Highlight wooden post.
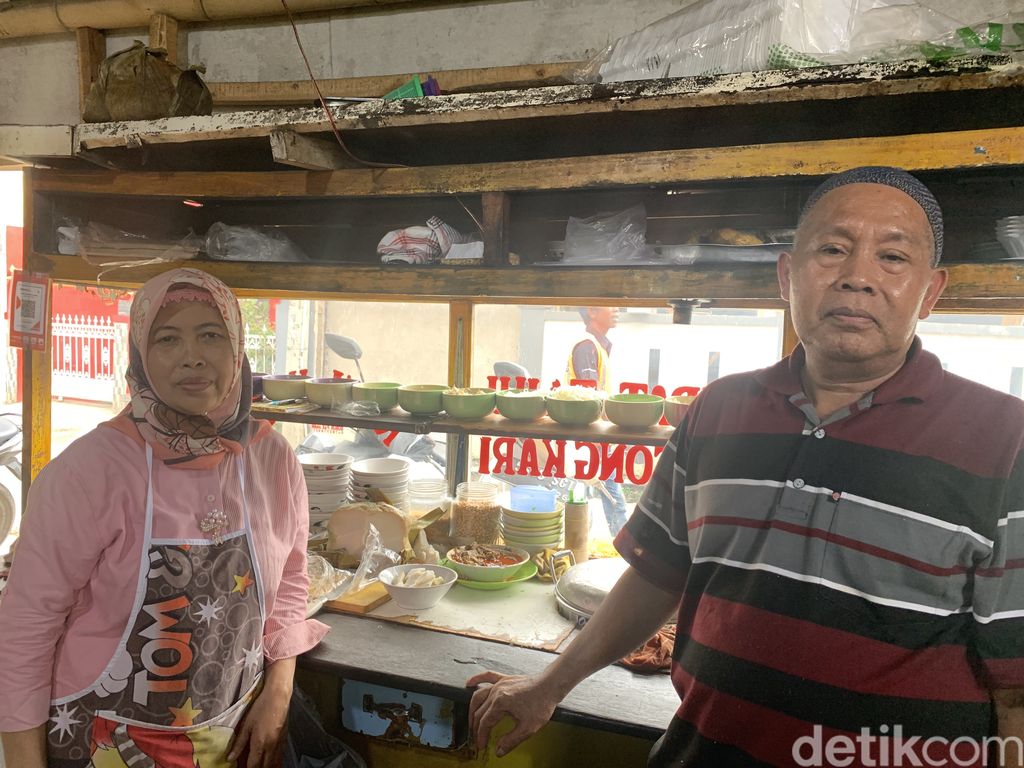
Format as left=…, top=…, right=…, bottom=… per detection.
left=782, top=308, right=800, bottom=357
left=481, top=192, right=510, bottom=266
left=20, top=169, right=52, bottom=510
left=447, top=301, right=473, bottom=491
left=75, top=27, right=106, bottom=119
left=149, top=13, right=180, bottom=65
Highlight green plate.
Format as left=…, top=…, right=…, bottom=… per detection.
left=446, top=559, right=538, bottom=590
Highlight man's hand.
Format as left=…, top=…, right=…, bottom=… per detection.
left=229, top=657, right=295, bottom=767
left=467, top=671, right=561, bottom=756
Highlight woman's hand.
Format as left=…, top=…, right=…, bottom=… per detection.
left=466, top=671, right=560, bottom=757
left=228, top=657, right=295, bottom=767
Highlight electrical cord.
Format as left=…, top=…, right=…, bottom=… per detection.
left=279, top=0, right=484, bottom=235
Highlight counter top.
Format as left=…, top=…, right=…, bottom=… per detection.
left=299, top=611, right=677, bottom=740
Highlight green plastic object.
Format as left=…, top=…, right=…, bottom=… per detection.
left=384, top=77, right=424, bottom=100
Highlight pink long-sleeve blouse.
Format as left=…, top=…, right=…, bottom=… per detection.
left=0, top=420, right=328, bottom=731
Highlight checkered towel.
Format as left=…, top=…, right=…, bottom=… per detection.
left=377, top=217, right=475, bottom=264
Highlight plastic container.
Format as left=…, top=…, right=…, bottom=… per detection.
left=408, top=478, right=450, bottom=522
left=450, top=482, right=501, bottom=545
left=564, top=500, right=590, bottom=564
left=509, top=485, right=558, bottom=513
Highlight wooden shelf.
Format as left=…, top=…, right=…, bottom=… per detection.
left=252, top=406, right=675, bottom=446
left=37, top=252, right=1024, bottom=304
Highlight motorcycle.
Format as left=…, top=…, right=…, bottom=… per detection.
left=0, top=411, right=21, bottom=587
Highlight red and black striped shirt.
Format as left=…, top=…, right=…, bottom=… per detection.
left=617, top=339, right=1024, bottom=767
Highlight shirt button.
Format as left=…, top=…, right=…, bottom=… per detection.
left=206, top=494, right=215, bottom=502
left=793, top=478, right=805, bottom=489
left=814, top=429, right=825, bottom=439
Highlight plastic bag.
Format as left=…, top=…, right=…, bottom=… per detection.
left=205, top=223, right=308, bottom=262
left=284, top=686, right=367, bottom=768
left=577, top=0, right=1024, bottom=82
left=343, top=524, right=401, bottom=595
left=332, top=400, right=381, bottom=417
left=562, top=204, right=653, bottom=265
left=83, top=41, right=212, bottom=123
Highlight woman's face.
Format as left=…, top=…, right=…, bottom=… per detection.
left=146, top=300, right=234, bottom=415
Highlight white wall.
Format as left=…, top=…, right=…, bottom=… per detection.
left=0, top=0, right=688, bottom=125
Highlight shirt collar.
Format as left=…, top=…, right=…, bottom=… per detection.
left=754, top=337, right=943, bottom=404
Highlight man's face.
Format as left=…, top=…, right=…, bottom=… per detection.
left=588, top=307, right=619, bottom=334
left=778, top=183, right=947, bottom=370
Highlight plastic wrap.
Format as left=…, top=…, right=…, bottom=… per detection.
left=577, top=0, right=1024, bottom=83
left=62, top=221, right=203, bottom=277
left=561, top=204, right=653, bottom=265
left=284, top=686, right=367, bottom=768
left=205, top=223, right=308, bottom=262
left=343, top=524, right=401, bottom=595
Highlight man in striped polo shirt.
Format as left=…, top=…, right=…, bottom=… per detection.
left=467, top=167, right=1024, bottom=767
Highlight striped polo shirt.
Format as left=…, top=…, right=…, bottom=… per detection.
left=617, top=339, right=1024, bottom=767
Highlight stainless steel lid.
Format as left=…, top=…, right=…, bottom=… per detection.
left=554, top=557, right=628, bottom=625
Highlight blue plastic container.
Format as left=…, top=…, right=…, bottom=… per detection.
left=509, top=485, right=558, bottom=513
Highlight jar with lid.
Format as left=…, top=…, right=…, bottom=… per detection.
left=408, top=478, right=450, bottom=522
left=450, top=481, right=501, bottom=546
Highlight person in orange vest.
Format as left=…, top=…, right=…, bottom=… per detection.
left=567, top=306, right=628, bottom=536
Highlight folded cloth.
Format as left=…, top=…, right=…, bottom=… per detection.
left=377, top=218, right=478, bottom=265
left=619, top=624, right=676, bottom=674
left=377, top=225, right=440, bottom=264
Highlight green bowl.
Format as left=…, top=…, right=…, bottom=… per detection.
left=398, top=384, right=447, bottom=415
left=604, top=393, right=665, bottom=428
left=495, top=389, right=547, bottom=421
left=545, top=395, right=603, bottom=426
left=442, top=388, right=496, bottom=419
left=351, top=382, right=401, bottom=412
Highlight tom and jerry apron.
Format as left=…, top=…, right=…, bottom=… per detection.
left=47, top=446, right=265, bottom=768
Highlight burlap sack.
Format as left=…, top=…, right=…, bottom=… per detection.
left=83, top=41, right=213, bottom=123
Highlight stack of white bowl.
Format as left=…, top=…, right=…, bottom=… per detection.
left=350, top=457, right=411, bottom=513
left=501, top=487, right=564, bottom=554
left=996, top=216, right=1024, bottom=260
left=501, top=506, right=564, bottom=554
left=299, top=453, right=353, bottom=529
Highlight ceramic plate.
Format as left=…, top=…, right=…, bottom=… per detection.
left=448, top=559, right=538, bottom=590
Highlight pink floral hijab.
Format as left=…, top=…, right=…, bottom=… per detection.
left=123, top=267, right=254, bottom=466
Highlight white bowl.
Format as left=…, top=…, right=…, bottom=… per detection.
left=299, top=453, right=353, bottom=472
left=378, top=564, right=458, bottom=609
left=351, top=457, right=411, bottom=476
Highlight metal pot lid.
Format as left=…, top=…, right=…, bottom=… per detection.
left=554, top=557, right=629, bottom=618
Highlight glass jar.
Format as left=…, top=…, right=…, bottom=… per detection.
left=408, top=478, right=450, bottom=522
left=450, top=481, right=501, bottom=545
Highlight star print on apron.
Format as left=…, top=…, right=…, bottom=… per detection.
left=46, top=445, right=265, bottom=768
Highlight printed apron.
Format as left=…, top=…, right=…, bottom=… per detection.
left=46, top=445, right=265, bottom=768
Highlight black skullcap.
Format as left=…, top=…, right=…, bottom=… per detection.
left=799, top=166, right=944, bottom=265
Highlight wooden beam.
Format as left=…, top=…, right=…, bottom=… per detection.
left=148, top=13, right=179, bottom=65
left=42, top=126, right=1024, bottom=198
left=269, top=129, right=357, bottom=170
left=75, top=59, right=1024, bottom=151
left=209, top=61, right=584, bottom=106
left=448, top=301, right=473, bottom=387
left=33, top=254, right=1024, bottom=305
left=75, top=27, right=105, bottom=119
left=481, top=192, right=510, bottom=266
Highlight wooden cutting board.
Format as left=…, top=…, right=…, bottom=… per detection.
left=323, top=581, right=391, bottom=615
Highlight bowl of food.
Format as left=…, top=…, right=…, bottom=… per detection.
left=399, top=384, right=447, bottom=415
left=495, top=389, right=547, bottom=421
left=298, top=452, right=353, bottom=472
left=664, top=394, right=696, bottom=428
left=378, top=564, right=458, bottom=610
left=445, top=543, right=530, bottom=582
left=305, top=377, right=355, bottom=408
left=352, top=382, right=401, bottom=412
left=545, top=387, right=603, bottom=426
left=604, top=393, right=665, bottom=428
left=442, top=387, right=496, bottom=420
left=262, top=374, right=310, bottom=401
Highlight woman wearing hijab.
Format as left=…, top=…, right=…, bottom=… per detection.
left=0, top=267, right=328, bottom=768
